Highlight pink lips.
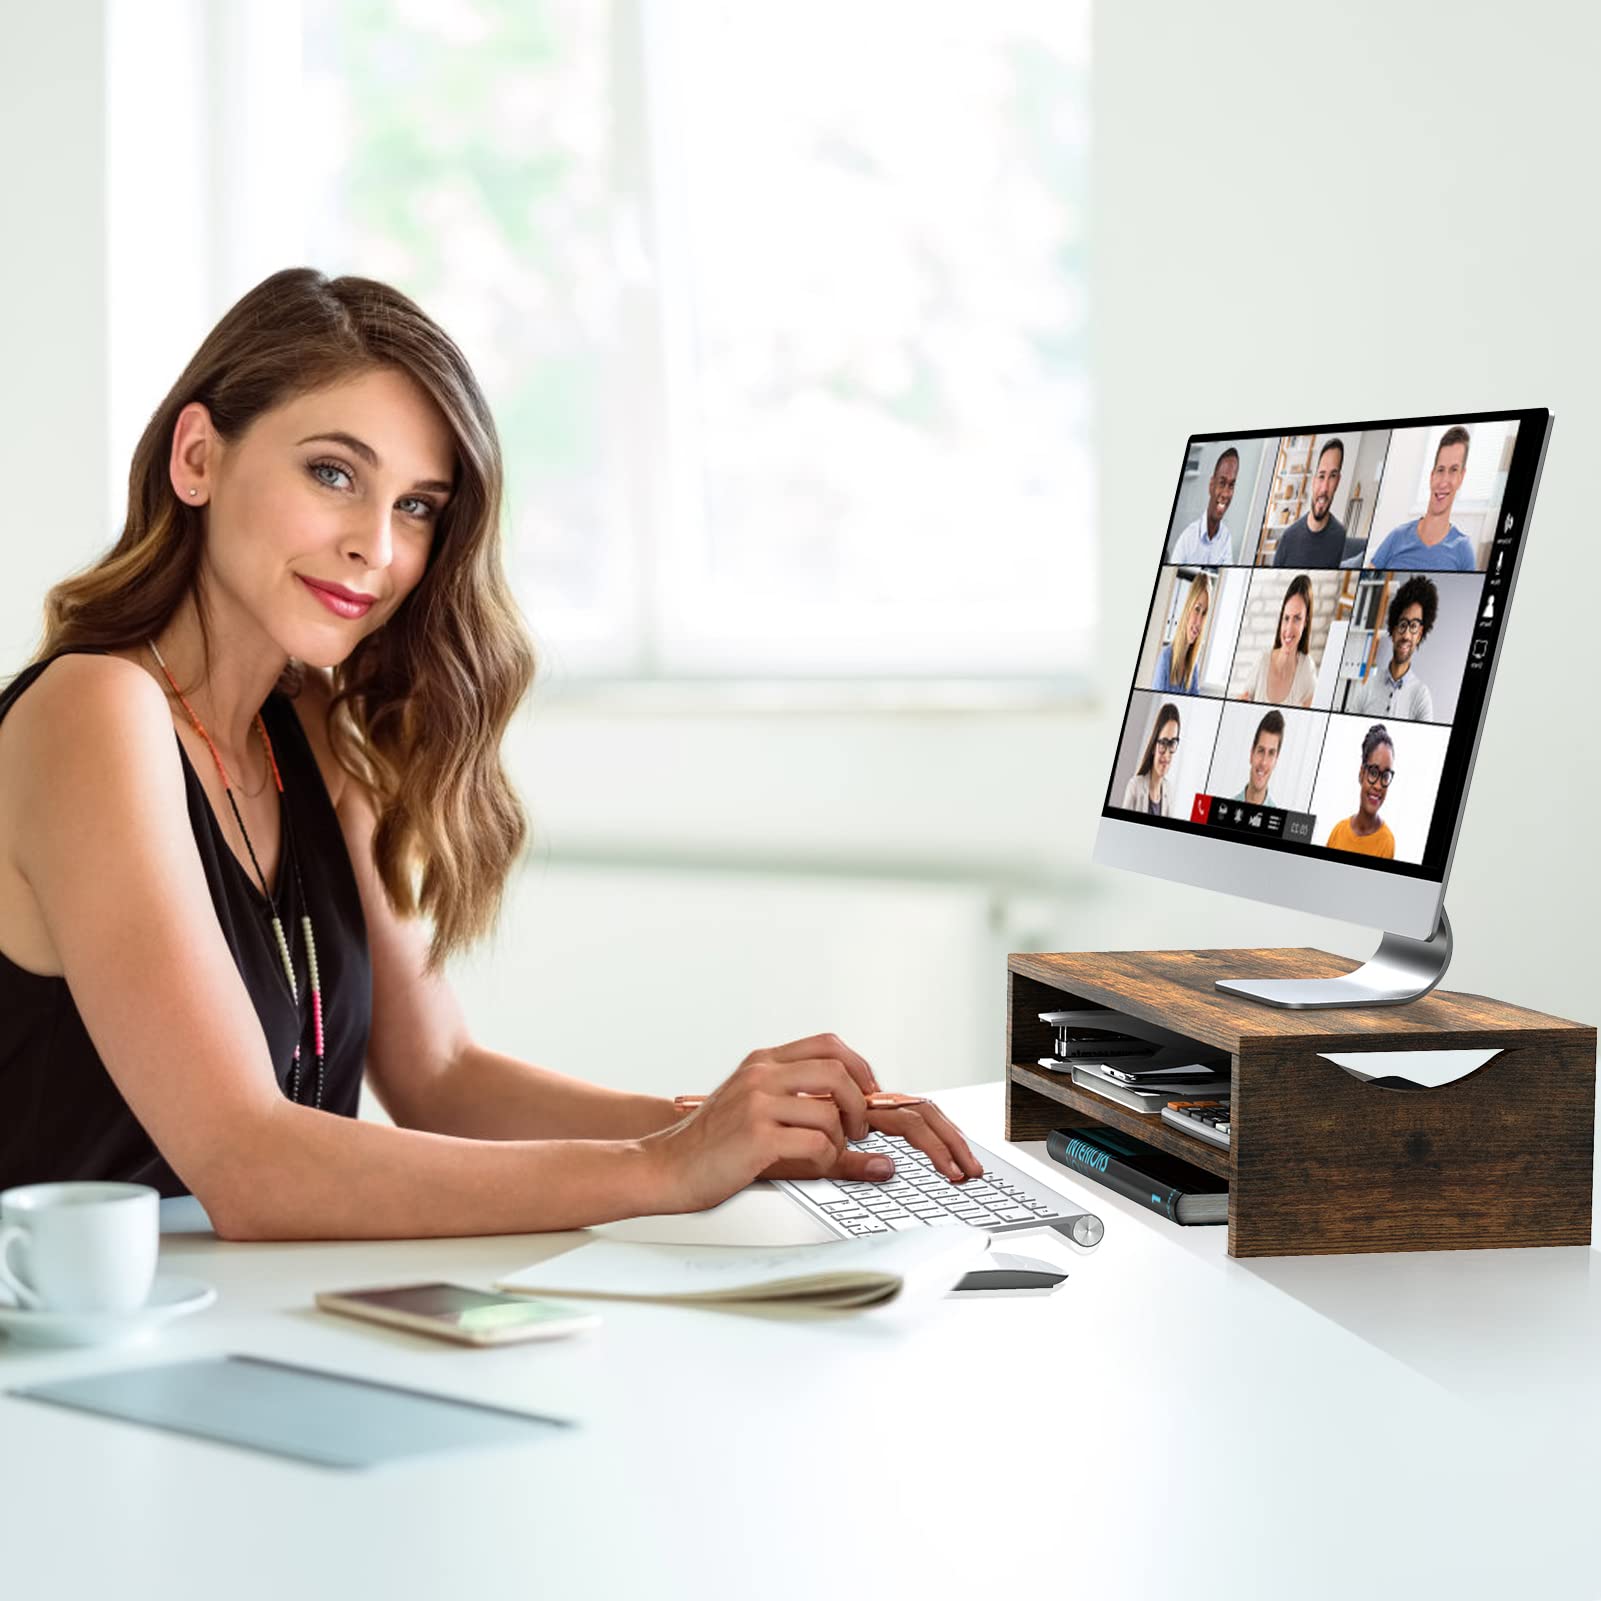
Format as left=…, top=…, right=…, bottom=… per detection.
left=298, top=576, right=375, bottom=619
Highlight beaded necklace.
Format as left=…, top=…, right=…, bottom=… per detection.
left=148, top=641, right=325, bottom=1108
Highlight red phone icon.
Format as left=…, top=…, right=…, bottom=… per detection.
left=1192, top=795, right=1212, bottom=824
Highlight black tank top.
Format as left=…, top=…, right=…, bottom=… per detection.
left=0, top=650, right=371, bottom=1196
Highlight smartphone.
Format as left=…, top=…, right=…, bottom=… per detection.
left=314, top=1282, right=601, bottom=1346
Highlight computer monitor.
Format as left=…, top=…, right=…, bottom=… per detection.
left=1093, top=408, right=1553, bottom=1008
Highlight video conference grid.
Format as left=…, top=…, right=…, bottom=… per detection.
left=1111, top=419, right=1518, bottom=867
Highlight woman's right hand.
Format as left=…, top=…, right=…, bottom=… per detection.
left=640, top=1034, right=877, bottom=1214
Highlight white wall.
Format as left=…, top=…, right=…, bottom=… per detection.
left=0, top=5, right=109, bottom=660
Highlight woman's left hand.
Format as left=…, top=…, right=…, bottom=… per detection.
left=759, top=1096, right=985, bottom=1186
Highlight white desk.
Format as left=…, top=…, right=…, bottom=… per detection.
left=3, top=1081, right=1598, bottom=1601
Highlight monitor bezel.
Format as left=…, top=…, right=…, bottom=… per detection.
left=1094, top=406, right=1553, bottom=937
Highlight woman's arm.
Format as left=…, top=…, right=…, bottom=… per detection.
left=406, top=1045, right=679, bottom=1141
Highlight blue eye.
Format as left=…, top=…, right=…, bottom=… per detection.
left=308, top=459, right=439, bottom=522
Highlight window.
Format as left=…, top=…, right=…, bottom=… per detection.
left=303, top=1, right=1093, bottom=685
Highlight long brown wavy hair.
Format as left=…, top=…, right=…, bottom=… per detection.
left=33, top=267, right=535, bottom=970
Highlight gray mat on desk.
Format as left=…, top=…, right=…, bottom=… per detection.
left=10, top=1354, right=573, bottom=1468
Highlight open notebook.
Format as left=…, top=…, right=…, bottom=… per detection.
left=495, top=1224, right=991, bottom=1312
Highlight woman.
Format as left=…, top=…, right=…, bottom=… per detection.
left=1240, top=573, right=1318, bottom=708
left=1152, top=572, right=1210, bottom=695
left=0, top=269, right=979, bottom=1239
left=1324, top=725, right=1397, bottom=858
left=1121, top=704, right=1181, bottom=817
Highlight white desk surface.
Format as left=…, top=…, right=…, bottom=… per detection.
left=3, top=1081, right=1598, bottom=1601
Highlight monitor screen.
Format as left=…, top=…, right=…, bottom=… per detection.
left=1101, top=410, right=1551, bottom=892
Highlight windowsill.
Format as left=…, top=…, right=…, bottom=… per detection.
left=524, top=675, right=1102, bottom=717
left=518, top=839, right=1100, bottom=898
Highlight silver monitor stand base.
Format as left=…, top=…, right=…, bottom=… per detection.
left=1215, top=909, right=1453, bottom=1010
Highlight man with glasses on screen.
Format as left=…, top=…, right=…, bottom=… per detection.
left=1348, top=576, right=1437, bottom=721
left=1169, top=447, right=1239, bottom=565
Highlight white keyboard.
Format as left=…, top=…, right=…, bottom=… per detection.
left=774, top=1129, right=1103, bottom=1245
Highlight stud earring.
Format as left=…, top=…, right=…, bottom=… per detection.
left=188, top=489, right=198, bottom=498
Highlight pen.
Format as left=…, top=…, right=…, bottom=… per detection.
left=672, top=1091, right=929, bottom=1114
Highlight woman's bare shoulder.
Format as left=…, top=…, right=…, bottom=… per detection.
left=0, top=649, right=193, bottom=969
left=19, top=646, right=164, bottom=697
left=5, top=651, right=170, bottom=761
left=5, top=652, right=180, bottom=822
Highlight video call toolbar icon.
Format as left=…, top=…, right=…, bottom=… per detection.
left=1194, top=793, right=1310, bottom=842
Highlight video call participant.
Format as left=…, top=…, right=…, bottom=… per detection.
left=1169, top=448, right=1239, bottom=566
left=1349, top=576, right=1437, bottom=721
left=1232, top=710, right=1283, bottom=806
left=1369, top=425, right=1476, bottom=571
left=1240, top=574, right=1318, bottom=708
left=1121, top=704, right=1182, bottom=817
left=1325, top=724, right=1397, bottom=858
left=1273, top=438, right=1346, bottom=568
left=1152, top=573, right=1210, bottom=694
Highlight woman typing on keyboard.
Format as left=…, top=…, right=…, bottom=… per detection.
left=0, top=269, right=981, bottom=1239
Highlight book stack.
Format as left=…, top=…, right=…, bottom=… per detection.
left=1036, top=1008, right=1230, bottom=1113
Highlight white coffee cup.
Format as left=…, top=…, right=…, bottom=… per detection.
left=0, top=1182, right=159, bottom=1313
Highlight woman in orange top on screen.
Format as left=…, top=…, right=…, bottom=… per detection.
left=1325, top=724, right=1397, bottom=858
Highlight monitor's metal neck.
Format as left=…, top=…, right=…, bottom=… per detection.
left=1215, top=908, right=1453, bottom=1010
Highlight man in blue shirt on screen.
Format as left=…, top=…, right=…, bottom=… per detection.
left=1368, top=425, right=1477, bottom=571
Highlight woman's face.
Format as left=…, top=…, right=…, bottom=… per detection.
left=1186, top=592, right=1208, bottom=644
left=174, top=367, right=457, bottom=670
left=1279, top=593, right=1308, bottom=653
left=1357, top=744, right=1393, bottom=819
left=1154, top=719, right=1180, bottom=778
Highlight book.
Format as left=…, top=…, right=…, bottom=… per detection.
left=1046, top=1126, right=1227, bottom=1225
left=1067, top=1061, right=1229, bottom=1112
left=494, top=1224, right=991, bottom=1313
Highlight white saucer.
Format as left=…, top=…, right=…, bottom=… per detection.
left=0, top=1276, right=216, bottom=1348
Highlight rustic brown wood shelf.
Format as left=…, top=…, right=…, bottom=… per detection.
left=1006, top=948, right=1596, bottom=1258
